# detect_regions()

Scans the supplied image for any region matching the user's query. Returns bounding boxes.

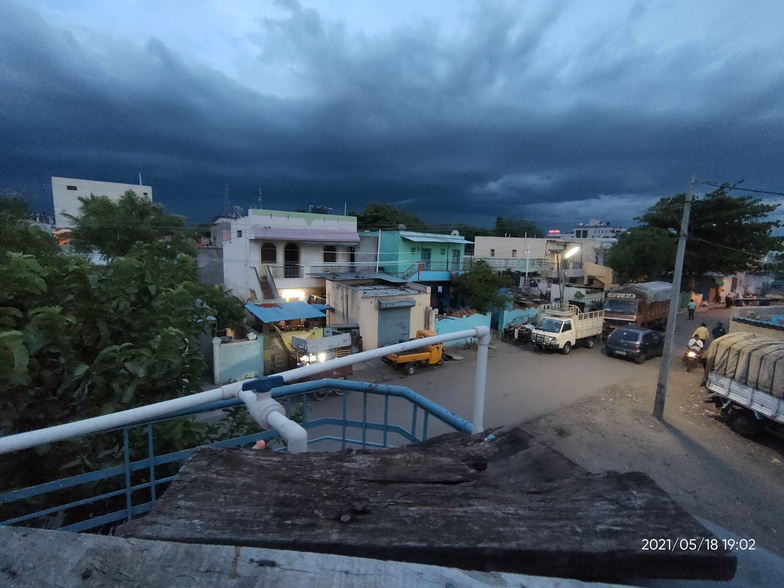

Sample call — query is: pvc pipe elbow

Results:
[267,411,308,454]
[238,390,285,429]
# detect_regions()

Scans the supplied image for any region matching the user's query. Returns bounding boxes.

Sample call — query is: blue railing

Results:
[0,379,472,534]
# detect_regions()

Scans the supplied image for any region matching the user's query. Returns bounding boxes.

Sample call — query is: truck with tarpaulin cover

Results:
[602,281,671,339]
[704,332,784,438]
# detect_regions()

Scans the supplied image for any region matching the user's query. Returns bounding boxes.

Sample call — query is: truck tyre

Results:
[561,342,572,355]
[584,337,595,349]
[404,362,417,375]
[728,410,762,438]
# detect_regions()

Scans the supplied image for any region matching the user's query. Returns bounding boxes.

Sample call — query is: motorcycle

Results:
[683,341,704,372]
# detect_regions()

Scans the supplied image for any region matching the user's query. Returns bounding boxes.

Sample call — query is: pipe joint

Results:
[242,375,285,393]
[238,390,285,429]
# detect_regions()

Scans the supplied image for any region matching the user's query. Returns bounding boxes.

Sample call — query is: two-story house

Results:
[222,208,360,301]
[359,230,472,310]
[472,235,616,295]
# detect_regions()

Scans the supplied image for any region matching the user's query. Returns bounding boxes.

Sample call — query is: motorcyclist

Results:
[684,335,704,371]
[687,335,704,352]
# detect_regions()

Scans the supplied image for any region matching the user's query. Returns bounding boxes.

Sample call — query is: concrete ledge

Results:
[0,526,625,588]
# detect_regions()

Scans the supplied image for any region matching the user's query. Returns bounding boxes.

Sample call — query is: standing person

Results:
[725,293,733,308]
[688,299,696,320]
[692,323,709,341]
[712,322,726,339]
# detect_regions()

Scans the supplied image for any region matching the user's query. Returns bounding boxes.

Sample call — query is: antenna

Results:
[223,184,231,217]
[138,173,142,186]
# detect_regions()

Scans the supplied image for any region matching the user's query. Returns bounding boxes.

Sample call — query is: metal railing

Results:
[0,382,471,534]
[464,256,553,272]
[0,328,490,534]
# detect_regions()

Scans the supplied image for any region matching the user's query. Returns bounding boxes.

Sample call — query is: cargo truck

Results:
[602,281,671,339]
[704,332,784,438]
[531,304,604,355]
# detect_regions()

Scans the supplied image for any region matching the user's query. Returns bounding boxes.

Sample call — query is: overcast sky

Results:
[2,0,784,232]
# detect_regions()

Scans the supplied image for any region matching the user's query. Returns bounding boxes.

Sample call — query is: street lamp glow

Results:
[564,245,580,259]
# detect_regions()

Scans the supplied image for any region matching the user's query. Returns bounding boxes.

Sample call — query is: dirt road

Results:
[523,304,784,557]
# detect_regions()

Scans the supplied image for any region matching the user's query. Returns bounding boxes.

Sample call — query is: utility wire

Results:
[702,181,784,197]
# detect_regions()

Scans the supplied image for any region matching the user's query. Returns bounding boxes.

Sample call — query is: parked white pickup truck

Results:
[531,304,604,355]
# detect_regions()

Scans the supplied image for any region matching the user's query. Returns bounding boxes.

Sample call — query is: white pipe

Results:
[472,325,491,433]
[375,229,381,272]
[267,411,308,454]
[276,328,483,383]
[238,389,308,453]
[0,383,242,454]
[0,328,488,455]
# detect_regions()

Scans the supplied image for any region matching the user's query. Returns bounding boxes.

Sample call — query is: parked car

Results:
[604,327,664,364]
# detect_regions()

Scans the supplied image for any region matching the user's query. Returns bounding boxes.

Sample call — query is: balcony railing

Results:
[0,384,470,534]
[463,256,554,272]
[0,328,490,535]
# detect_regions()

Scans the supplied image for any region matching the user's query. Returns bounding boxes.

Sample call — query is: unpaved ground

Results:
[523,305,784,557]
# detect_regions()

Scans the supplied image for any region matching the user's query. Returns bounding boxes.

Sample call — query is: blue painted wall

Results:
[213,336,265,384]
[435,312,492,347]
[498,307,539,330]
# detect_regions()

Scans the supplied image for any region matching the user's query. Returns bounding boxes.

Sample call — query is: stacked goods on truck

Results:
[531,304,604,355]
[602,281,671,339]
[704,332,784,438]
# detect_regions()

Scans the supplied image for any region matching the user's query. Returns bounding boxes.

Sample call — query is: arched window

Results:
[323,245,337,263]
[260,242,276,264]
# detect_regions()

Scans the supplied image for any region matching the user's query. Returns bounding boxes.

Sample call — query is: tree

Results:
[0,195,244,501]
[637,185,783,285]
[605,227,678,283]
[0,193,59,258]
[351,202,429,231]
[70,191,195,258]
[453,261,513,313]
[494,217,544,238]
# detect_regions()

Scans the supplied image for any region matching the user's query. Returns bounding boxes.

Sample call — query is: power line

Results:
[702,181,784,197]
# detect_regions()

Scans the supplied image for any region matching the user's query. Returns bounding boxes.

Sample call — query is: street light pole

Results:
[556,244,580,309]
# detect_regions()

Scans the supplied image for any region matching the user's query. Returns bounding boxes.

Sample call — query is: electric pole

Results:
[653,177,695,420]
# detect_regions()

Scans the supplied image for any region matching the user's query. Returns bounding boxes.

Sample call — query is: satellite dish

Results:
[450,230,459,236]
[233,205,244,217]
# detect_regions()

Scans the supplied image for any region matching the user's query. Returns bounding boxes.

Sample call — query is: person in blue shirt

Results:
[687,299,696,320]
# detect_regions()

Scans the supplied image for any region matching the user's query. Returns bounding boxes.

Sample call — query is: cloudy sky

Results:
[2,0,784,232]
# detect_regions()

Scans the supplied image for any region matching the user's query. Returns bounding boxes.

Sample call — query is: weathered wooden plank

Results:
[119,429,736,581]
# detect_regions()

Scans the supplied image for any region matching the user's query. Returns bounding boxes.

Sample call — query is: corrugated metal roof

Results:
[245,302,327,323]
[399,231,472,245]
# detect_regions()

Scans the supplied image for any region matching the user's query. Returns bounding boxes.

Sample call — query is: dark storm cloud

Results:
[2,0,783,230]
